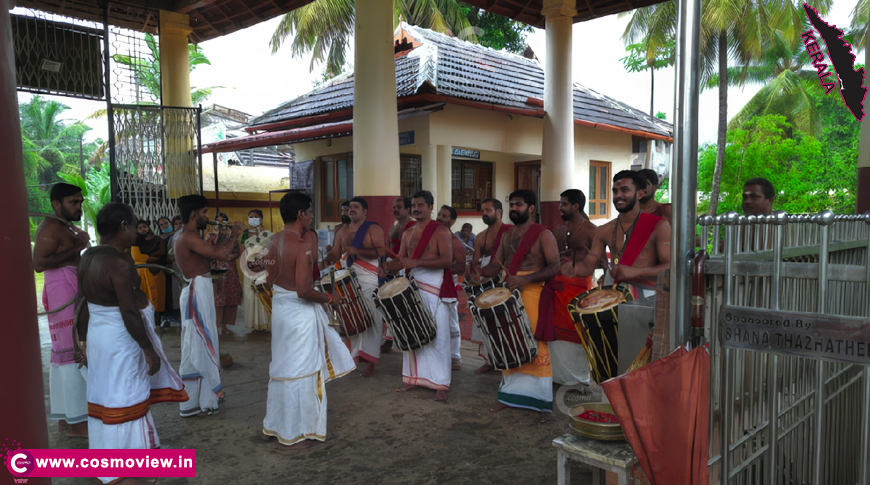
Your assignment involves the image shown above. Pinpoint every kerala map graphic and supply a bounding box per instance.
[803,3,867,121]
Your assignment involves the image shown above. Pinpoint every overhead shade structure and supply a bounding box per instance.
[602,345,710,485]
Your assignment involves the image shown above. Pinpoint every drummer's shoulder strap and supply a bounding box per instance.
[619,212,662,268]
[507,223,547,276]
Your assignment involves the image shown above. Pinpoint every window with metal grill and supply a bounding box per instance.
[400,154,422,198]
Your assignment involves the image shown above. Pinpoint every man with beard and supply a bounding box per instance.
[639,169,672,223]
[550,189,597,386]
[33,183,91,438]
[325,201,352,255]
[382,191,455,402]
[572,171,670,294]
[480,190,560,413]
[75,203,187,484]
[323,197,388,377]
[387,197,415,255]
[174,195,243,417]
[436,205,466,371]
[468,198,512,374]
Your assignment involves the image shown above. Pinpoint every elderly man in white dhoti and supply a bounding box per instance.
[173,195,243,417]
[261,192,354,449]
[382,190,456,402]
[75,202,188,484]
[323,197,388,377]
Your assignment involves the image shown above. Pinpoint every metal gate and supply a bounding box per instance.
[702,212,870,484]
[110,105,202,223]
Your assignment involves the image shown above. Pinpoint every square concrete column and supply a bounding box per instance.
[539,0,576,229]
[0,0,51,467]
[159,11,192,107]
[858,39,870,213]
[422,144,438,206]
[353,0,401,231]
[437,145,452,210]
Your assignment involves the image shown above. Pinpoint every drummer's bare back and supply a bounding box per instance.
[494,226,560,274]
[266,230,319,292]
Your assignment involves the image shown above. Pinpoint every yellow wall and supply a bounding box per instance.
[204,191,285,233]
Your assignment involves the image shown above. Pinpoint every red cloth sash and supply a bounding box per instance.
[551,274,593,344]
[618,212,662,268]
[507,223,547,276]
[391,220,416,254]
[411,220,457,299]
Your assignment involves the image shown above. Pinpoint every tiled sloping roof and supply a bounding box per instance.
[249,24,672,139]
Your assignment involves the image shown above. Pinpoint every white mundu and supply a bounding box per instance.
[345,257,383,363]
[87,303,187,484]
[263,285,354,445]
[402,266,454,391]
[179,274,222,417]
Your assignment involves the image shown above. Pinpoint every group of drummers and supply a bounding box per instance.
[260,168,671,449]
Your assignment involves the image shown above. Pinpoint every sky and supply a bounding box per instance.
[23,2,856,145]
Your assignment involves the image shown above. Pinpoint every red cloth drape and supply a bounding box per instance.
[602,345,710,485]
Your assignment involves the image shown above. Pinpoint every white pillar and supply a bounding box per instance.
[437,145,452,209]
[857,33,870,212]
[353,0,401,198]
[540,0,576,227]
[422,144,438,205]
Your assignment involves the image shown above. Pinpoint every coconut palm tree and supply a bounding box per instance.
[721,31,824,137]
[622,0,832,215]
[269,0,475,77]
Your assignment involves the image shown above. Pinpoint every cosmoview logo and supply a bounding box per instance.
[5,449,34,479]
[553,381,597,416]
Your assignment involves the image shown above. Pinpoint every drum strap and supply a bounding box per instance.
[346,221,377,269]
[613,213,662,285]
[507,223,548,276]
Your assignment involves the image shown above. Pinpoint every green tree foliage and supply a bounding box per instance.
[698,113,856,215]
[461,6,533,54]
[271,0,533,77]
[619,39,674,117]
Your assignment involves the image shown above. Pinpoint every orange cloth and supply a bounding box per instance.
[131,246,164,312]
[553,274,593,345]
[502,271,551,379]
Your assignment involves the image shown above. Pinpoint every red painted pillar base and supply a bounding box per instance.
[362,195,401,243]
[858,167,870,213]
[540,201,562,231]
[1,0,51,476]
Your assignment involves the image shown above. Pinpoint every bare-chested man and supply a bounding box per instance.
[323,197,388,377]
[33,183,90,437]
[387,197,415,255]
[436,205,465,371]
[551,189,598,386]
[173,195,242,417]
[382,190,455,402]
[480,190,560,413]
[75,203,186,484]
[572,170,671,293]
[324,200,351,255]
[638,169,672,224]
[468,198,512,374]
[261,192,354,449]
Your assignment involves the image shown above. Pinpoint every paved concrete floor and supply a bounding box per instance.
[40,308,597,484]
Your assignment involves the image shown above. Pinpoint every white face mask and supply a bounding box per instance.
[249,217,262,227]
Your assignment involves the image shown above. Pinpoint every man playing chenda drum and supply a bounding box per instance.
[262,192,354,449]
[480,189,561,413]
[468,198,513,374]
[570,170,671,294]
[323,196,388,378]
[382,190,456,402]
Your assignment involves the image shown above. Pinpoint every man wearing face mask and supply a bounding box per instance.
[480,190,561,413]
[157,217,175,239]
[174,195,243,417]
[241,210,271,332]
[572,171,671,294]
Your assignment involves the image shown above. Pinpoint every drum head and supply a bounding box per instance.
[378,277,410,299]
[571,287,627,314]
[321,269,351,284]
[475,287,512,309]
